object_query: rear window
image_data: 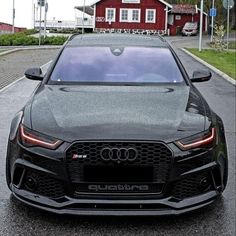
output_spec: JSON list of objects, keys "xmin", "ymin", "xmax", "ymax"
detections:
[{"xmin": 49, "ymin": 46, "xmax": 184, "ymax": 84}]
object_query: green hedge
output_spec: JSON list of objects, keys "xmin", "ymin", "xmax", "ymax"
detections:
[
  {"xmin": 41, "ymin": 36, "xmax": 68, "ymax": 45},
  {"xmin": 25, "ymin": 29, "xmax": 39, "ymax": 35},
  {"xmin": 0, "ymin": 31, "xmax": 68, "ymax": 46}
]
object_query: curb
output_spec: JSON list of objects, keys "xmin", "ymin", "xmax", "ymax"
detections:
[
  {"xmin": 0, "ymin": 46, "xmax": 61, "ymax": 57},
  {"xmin": 181, "ymin": 48, "xmax": 236, "ymax": 86},
  {"xmin": 0, "ymin": 48, "xmax": 22, "ymax": 56}
]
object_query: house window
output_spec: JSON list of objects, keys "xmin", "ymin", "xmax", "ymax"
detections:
[
  {"xmin": 175, "ymin": 15, "xmax": 181, "ymax": 20},
  {"xmin": 146, "ymin": 9, "xmax": 156, "ymax": 23},
  {"xmin": 119, "ymin": 9, "xmax": 141, "ymax": 23},
  {"xmin": 120, "ymin": 9, "xmax": 128, "ymax": 21},
  {"xmin": 105, "ymin": 8, "xmax": 116, "ymax": 22},
  {"xmin": 132, "ymin": 9, "xmax": 140, "ymax": 22}
]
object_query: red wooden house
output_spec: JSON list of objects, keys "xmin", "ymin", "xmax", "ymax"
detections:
[
  {"xmin": 95, "ymin": 0, "xmax": 171, "ymax": 34},
  {"xmin": 0, "ymin": 22, "xmax": 26, "ymax": 34},
  {"xmin": 75, "ymin": 0, "xmax": 208, "ymax": 35}
]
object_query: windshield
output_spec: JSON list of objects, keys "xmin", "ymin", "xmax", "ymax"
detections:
[
  {"xmin": 184, "ymin": 22, "xmax": 197, "ymax": 29},
  {"xmin": 49, "ymin": 46, "xmax": 184, "ymax": 84}
]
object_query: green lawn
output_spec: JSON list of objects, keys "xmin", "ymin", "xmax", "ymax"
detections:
[{"xmin": 187, "ymin": 48, "xmax": 236, "ymax": 80}]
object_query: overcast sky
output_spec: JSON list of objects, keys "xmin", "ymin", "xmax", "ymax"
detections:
[{"xmin": 0, "ymin": 0, "xmax": 95, "ymax": 28}]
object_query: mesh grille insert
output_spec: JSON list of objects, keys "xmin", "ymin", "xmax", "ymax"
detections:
[
  {"xmin": 172, "ymin": 172, "xmax": 211, "ymax": 199},
  {"xmin": 22, "ymin": 171, "xmax": 65, "ymax": 199},
  {"xmin": 65, "ymin": 142, "xmax": 172, "ymax": 185}
]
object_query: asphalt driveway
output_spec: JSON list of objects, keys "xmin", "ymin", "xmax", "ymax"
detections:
[{"xmin": 0, "ymin": 44, "xmax": 235, "ymax": 236}]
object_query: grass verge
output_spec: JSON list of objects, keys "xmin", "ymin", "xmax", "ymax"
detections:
[{"xmin": 187, "ymin": 48, "xmax": 236, "ymax": 80}]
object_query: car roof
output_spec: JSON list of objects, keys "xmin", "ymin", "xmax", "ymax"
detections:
[{"xmin": 66, "ymin": 33, "xmax": 169, "ymax": 48}]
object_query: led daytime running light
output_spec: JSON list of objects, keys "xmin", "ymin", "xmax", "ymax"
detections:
[
  {"xmin": 20, "ymin": 125, "xmax": 62, "ymax": 149},
  {"xmin": 176, "ymin": 128, "xmax": 215, "ymax": 150}
]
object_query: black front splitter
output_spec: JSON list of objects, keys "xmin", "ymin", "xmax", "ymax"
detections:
[{"xmin": 12, "ymin": 188, "xmax": 220, "ymax": 216}]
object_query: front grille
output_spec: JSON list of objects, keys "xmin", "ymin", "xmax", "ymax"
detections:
[
  {"xmin": 22, "ymin": 171, "xmax": 65, "ymax": 199},
  {"xmin": 171, "ymin": 172, "xmax": 211, "ymax": 199},
  {"xmin": 65, "ymin": 142, "xmax": 173, "ymax": 187}
]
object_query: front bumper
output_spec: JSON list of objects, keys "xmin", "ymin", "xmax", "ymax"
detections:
[
  {"xmin": 13, "ymin": 188, "xmax": 219, "ymax": 216},
  {"xmin": 182, "ymin": 31, "xmax": 197, "ymax": 36},
  {"xmin": 8, "ymin": 139, "xmax": 227, "ymax": 216}
]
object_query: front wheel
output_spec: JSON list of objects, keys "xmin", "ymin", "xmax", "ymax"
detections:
[{"xmin": 222, "ymin": 157, "xmax": 228, "ymax": 191}]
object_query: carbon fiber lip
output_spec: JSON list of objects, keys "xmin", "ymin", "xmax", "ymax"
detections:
[{"xmin": 12, "ymin": 189, "xmax": 219, "ymax": 216}]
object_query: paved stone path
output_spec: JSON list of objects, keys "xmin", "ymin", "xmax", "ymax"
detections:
[{"xmin": 0, "ymin": 49, "xmax": 59, "ymax": 90}]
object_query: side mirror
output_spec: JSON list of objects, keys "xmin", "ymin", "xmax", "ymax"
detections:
[
  {"xmin": 25, "ymin": 68, "xmax": 44, "ymax": 81},
  {"xmin": 191, "ymin": 70, "xmax": 212, "ymax": 83}
]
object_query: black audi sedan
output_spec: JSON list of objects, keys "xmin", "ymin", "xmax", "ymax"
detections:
[{"xmin": 6, "ymin": 34, "xmax": 228, "ymax": 215}]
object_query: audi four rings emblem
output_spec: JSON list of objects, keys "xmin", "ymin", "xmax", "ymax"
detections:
[{"xmin": 100, "ymin": 147, "xmax": 138, "ymax": 162}]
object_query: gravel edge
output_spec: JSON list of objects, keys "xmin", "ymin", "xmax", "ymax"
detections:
[{"xmin": 0, "ymin": 46, "xmax": 61, "ymax": 57}]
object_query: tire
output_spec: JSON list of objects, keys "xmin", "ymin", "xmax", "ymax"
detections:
[{"xmin": 222, "ymin": 157, "xmax": 228, "ymax": 190}]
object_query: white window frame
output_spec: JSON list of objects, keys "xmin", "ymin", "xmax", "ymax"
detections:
[
  {"xmin": 132, "ymin": 9, "xmax": 141, "ymax": 23},
  {"xmin": 119, "ymin": 8, "xmax": 141, "ymax": 23},
  {"xmin": 105, "ymin": 8, "xmax": 116, "ymax": 22},
  {"xmin": 120, "ymin": 8, "xmax": 129, "ymax": 22},
  {"xmin": 145, "ymin": 9, "xmax": 156, "ymax": 23}
]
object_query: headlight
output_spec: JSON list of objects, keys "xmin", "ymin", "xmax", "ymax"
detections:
[
  {"xmin": 19, "ymin": 124, "xmax": 63, "ymax": 150},
  {"xmin": 175, "ymin": 128, "xmax": 216, "ymax": 151}
]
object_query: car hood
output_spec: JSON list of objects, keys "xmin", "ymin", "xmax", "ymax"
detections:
[{"xmin": 29, "ymin": 85, "xmax": 207, "ymax": 143}]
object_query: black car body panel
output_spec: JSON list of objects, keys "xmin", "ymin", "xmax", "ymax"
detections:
[
  {"xmin": 29, "ymin": 85, "xmax": 207, "ymax": 142},
  {"xmin": 6, "ymin": 34, "xmax": 228, "ymax": 216}
]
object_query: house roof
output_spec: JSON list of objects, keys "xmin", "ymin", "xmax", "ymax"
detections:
[
  {"xmin": 171, "ymin": 4, "xmax": 197, "ymax": 14},
  {"xmin": 156, "ymin": 0, "xmax": 172, "ymax": 8},
  {"xmin": 0, "ymin": 22, "xmax": 13, "ymax": 26},
  {"xmin": 75, "ymin": 1, "xmax": 208, "ymax": 16},
  {"xmin": 75, "ymin": 6, "xmax": 95, "ymax": 16},
  {"xmin": 197, "ymin": 8, "xmax": 208, "ymax": 16},
  {"xmin": 75, "ymin": 0, "xmax": 172, "ymax": 9}
]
